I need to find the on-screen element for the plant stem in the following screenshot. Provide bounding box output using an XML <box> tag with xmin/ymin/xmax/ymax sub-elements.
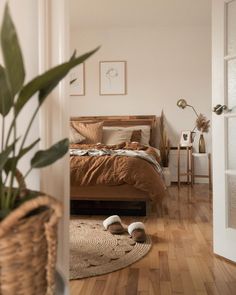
<box><xmin>1</xmin><ymin>117</ymin><xmax>5</xmax><ymax>152</ymax></box>
<box><xmin>18</xmin><ymin>104</ymin><xmax>40</xmax><ymax>154</ymax></box>
<box><xmin>23</xmin><ymin>167</ymin><xmax>32</xmax><ymax>180</ymax></box>
<box><xmin>0</xmin><ymin>117</ymin><xmax>4</xmax><ymax>208</ymax></box>
<box><xmin>11</xmin><ymin>187</ymin><xmax>20</xmax><ymax>208</ymax></box>
<box><xmin>0</xmin><ymin>180</ymin><xmax>3</xmax><ymax>209</ymax></box>
<box><xmin>3</xmin><ymin>103</ymin><xmax>40</xmax><ymax>209</ymax></box>
<box><xmin>3</xmin><ymin>172</ymin><xmax>9</xmax><ymax>187</ymax></box>
<box><xmin>5</xmin><ymin>118</ymin><xmax>15</xmax><ymax>147</ymax></box>
<box><xmin>5</xmin><ymin>110</ymin><xmax>17</xmax><ymax>209</ymax></box>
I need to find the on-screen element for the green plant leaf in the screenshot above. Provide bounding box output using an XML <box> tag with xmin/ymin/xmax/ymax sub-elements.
<box><xmin>3</xmin><ymin>157</ymin><xmax>17</xmax><ymax>176</ymax></box>
<box><xmin>38</xmin><ymin>47</ymin><xmax>99</xmax><ymax>105</ymax></box>
<box><xmin>4</xmin><ymin>138</ymin><xmax>40</xmax><ymax>176</ymax></box>
<box><xmin>1</xmin><ymin>4</ymin><xmax>25</xmax><ymax>96</ymax></box>
<box><xmin>31</xmin><ymin>138</ymin><xmax>69</xmax><ymax>169</ymax></box>
<box><xmin>0</xmin><ymin>65</ymin><xmax>13</xmax><ymax>116</ymax></box>
<box><xmin>18</xmin><ymin>138</ymin><xmax>40</xmax><ymax>158</ymax></box>
<box><xmin>15</xmin><ymin>47</ymin><xmax>99</xmax><ymax>115</ymax></box>
<box><xmin>0</xmin><ymin>139</ymin><xmax>19</xmax><ymax>170</ymax></box>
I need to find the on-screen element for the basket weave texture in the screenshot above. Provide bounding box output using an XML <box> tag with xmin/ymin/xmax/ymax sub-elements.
<box><xmin>0</xmin><ymin>194</ymin><xmax>62</xmax><ymax>295</ymax></box>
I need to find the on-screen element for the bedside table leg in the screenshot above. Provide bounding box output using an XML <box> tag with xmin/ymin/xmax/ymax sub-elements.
<box><xmin>190</xmin><ymin>148</ymin><xmax>193</xmax><ymax>187</ymax></box>
<box><xmin>178</xmin><ymin>145</ymin><xmax>180</xmax><ymax>189</ymax></box>
<box><xmin>187</xmin><ymin>147</ymin><xmax>190</xmax><ymax>184</ymax></box>
<box><xmin>209</xmin><ymin>153</ymin><xmax>212</xmax><ymax>190</ymax></box>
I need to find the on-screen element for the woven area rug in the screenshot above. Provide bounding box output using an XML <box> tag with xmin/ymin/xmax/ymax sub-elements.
<box><xmin>69</xmin><ymin>219</ymin><xmax>152</xmax><ymax>280</ymax></box>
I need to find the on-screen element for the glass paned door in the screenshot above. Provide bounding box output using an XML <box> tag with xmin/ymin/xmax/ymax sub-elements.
<box><xmin>228</xmin><ymin>175</ymin><xmax>236</xmax><ymax>228</ymax></box>
<box><xmin>227</xmin><ymin>0</ymin><xmax>236</xmax><ymax>56</ymax></box>
<box><xmin>225</xmin><ymin>0</ymin><xmax>236</xmax><ymax>228</ymax></box>
<box><xmin>213</xmin><ymin>0</ymin><xmax>236</xmax><ymax>262</ymax></box>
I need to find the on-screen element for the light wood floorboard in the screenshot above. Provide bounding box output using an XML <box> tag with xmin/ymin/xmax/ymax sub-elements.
<box><xmin>69</xmin><ymin>184</ymin><xmax>236</xmax><ymax>295</ymax></box>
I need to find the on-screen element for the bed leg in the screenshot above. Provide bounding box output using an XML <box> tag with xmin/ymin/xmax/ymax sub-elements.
<box><xmin>156</xmin><ymin>201</ymin><xmax>164</xmax><ymax>217</ymax></box>
<box><xmin>146</xmin><ymin>201</ymin><xmax>151</xmax><ymax>216</ymax></box>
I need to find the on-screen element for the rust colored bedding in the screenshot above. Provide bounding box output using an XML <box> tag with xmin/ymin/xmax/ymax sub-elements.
<box><xmin>70</xmin><ymin>142</ymin><xmax>166</xmax><ymax>202</ymax></box>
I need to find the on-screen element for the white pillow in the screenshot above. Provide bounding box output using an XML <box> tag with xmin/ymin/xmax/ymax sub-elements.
<box><xmin>103</xmin><ymin>125</ymin><xmax>151</xmax><ymax>146</ymax></box>
<box><xmin>102</xmin><ymin>129</ymin><xmax>133</xmax><ymax>145</ymax></box>
<box><xmin>69</xmin><ymin>125</ymin><xmax>85</xmax><ymax>144</ymax></box>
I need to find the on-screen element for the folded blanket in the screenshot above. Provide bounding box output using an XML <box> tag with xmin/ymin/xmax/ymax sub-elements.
<box><xmin>70</xmin><ymin>148</ymin><xmax>162</xmax><ymax>174</ymax></box>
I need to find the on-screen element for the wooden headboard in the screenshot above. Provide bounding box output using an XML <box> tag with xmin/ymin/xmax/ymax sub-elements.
<box><xmin>70</xmin><ymin>115</ymin><xmax>157</xmax><ymax>146</ymax></box>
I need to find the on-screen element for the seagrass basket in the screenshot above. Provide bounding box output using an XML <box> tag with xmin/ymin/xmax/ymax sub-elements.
<box><xmin>0</xmin><ymin>193</ymin><xmax>62</xmax><ymax>295</ymax></box>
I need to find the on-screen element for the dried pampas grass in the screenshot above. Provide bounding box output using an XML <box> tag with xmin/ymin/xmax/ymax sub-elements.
<box><xmin>196</xmin><ymin>114</ymin><xmax>210</xmax><ymax>133</ymax></box>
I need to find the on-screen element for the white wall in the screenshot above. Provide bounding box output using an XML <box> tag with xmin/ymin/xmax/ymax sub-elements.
<box><xmin>0</xmin><ymin>0</ymin><xmax>39</xmax><ymax>190</ymax></box>
<box><xmin>70</xmin><ymin>26</ymin><xmax>212</xmax><ymax>152</ymax></box>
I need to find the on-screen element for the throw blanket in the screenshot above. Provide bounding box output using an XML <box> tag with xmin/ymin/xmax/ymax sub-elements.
<box><xmin>70</xmin><ymin>148</ymin><xmax>163</xmax><ymax>174</ymax></box>
<box><xmin>70</xmin><ymin>142</ymin><xmax>166</xmax><ymax>202</ymax></box>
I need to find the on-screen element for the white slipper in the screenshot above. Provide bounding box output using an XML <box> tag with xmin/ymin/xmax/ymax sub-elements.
<box><xmin>103</xmin><ymin>215</ymin><xmax>125</xmax><ymax>234</ymax></box>
<box><xmin>128</xmin><ymin>222</ymin><xmax>146</xmax><ymax>243</ymax></box>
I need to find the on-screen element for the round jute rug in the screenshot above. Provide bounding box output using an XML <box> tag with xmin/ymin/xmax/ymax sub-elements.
<box><xmin>70</xmin><ymin>219</ymin><xmax>152</xmax><ymax>280</ymax></box>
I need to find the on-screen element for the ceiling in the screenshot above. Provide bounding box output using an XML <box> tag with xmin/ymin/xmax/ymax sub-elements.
<box><xmin>69</xmin><ymin>0</ymin><xmax>211</xmax><ymax>30</ymax></box>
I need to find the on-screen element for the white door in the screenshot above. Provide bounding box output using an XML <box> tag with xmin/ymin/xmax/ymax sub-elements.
<box><xmin>212</xmin><ymin>0</ymin><xmax>236</xmax><ymax>262</ymax></box>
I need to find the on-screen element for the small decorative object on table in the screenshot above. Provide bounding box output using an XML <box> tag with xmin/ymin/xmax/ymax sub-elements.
<box><xmin>177</xmin><ymin>99</ymin><xmax>210</xmax><ymax>153</ymax></box>
<box><xmin>159</xmin><ymin>111</ymin><xmax>171</xmax><ymax>186</ymax></box>
<box><xmin>196</xmin><ymin>114</ymin><xmax>210</xmax><ymax>153</ymax></box>
<box><xmin>180</xmin><ymin>130</ymin><xmax>192</xmax><ymax>147</ymax></box>
<box><xmin>0</xmin><ymin>4</ymin><xmax>98</xmax><ymax>294</ymax></box>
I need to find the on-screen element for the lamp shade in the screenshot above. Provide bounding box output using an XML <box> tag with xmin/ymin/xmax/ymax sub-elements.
<box><xmin>177</xmin><ymin>99</ymin><xmax>187</xmax><ymax>109</ymax></box>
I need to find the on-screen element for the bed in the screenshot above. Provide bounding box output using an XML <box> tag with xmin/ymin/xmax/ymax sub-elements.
<box><xmin>70</xmin><ymin>115</ymin><xmax>166</xmax><ymax>215</ymax></box>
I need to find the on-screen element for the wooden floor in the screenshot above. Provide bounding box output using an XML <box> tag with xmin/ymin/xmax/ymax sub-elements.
<box><xmin>70</xmin><ymin>184</ymin><xmax>236</xmax><ymax>295</ymax></box>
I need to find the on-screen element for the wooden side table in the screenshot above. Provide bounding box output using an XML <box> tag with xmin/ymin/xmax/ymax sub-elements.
<box><xmin>177</xmin><ymin>145</ymin><xmax>193</xmax><ymax>189</ymax></box>
<box><xmin>192</xmin><ymin>153</ymin><xmax>212</xmax><ymax>189</ymax></box>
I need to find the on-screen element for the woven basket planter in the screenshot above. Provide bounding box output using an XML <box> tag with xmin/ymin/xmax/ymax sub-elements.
<box><xmin>0</xmin><ymin>194</ymin><xmax>62</xmax><ymax>295</ymax></box>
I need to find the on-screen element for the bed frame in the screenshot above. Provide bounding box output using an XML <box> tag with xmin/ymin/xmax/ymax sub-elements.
<box><xmin>70</xmin><ymin>115</ymin><xmax>158</xmax><ymax>215</ymax></box>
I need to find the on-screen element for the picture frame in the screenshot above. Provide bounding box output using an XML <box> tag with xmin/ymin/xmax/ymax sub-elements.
<box><xmin>180</xmin><ymin>130</ymin><xmax>192</xmax><ymax>147</ymax></box>
<box><xmin>99</xmin><ymin>61</ymin><xmax>127</xmax><ymax>95</ymax></box>
<box><xmin>70</xmin><ymin>63</ymin><xmax>85</xmax><ymax>96</ymax></box>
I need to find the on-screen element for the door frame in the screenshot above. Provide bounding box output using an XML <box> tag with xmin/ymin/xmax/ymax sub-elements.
<box><xmin>38</xmin><ymin>0</ymin><xmax>70</xmax><ymax>278</ymax></box>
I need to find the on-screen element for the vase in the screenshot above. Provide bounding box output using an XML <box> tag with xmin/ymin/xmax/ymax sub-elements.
<box><xmin>199</xmin><ymin>133</ymin><xmax>206</xmax><ymax>153</ymax></box>
<box><xmin>163</xmin><ymin>167</ymin><xmax>171</xmax><ymax>187</ymax></box>
<box><xmin>0</xmin><ymin>194</ymin><xmax>62</xmax><ymax>295</ymax></box>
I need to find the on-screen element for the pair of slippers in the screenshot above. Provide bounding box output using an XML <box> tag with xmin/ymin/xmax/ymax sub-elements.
<box><xmin>103</xmin><ymin>215</ymin><xmax>146</xmax><ymax>243</ymax></box>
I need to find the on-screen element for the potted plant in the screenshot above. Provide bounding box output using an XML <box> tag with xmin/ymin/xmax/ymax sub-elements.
<box><xmin>0</xmin><ymin>5</ymin><xmax>98</xmax><ymax>294</ymax></box>
<box><xmin>159</xmin><ymin>111</ymin><xmax>171</xmax><ymax>186</ymax></box>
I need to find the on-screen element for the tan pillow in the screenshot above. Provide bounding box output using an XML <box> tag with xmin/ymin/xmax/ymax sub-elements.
<box><xmin>103</xmin><ymin>126</ymin><xmax>151</xmax><ymax>146</ymax></box>
<box><xmin>71</xmin><ymin>121</ymin><xmax>103</xmax><ymax>144</ymax></box>
<box><xmin>69</xmin><ymin>125</ymin><xmax>85</xmax><ymax>144</ymax></box>
<box><xmin>102</xmin><ymin>128</ymin><xmax>133</xmax><ymax>145</ymax></box>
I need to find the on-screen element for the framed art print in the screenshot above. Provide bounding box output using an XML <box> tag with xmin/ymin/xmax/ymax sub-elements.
<box><xmin>99</xmin><ymin>61</ymin><xmax>127</xmax><ymax>95</ymax></box>
<box><xmin>180</xmin><ymin>130</ymin><xmax>192</xmax><ymax>147</ymax></box>
<box><xmin>70</xmin><ymin>63</ymin><xmax>85</xmax><ymax>96</ymax></box>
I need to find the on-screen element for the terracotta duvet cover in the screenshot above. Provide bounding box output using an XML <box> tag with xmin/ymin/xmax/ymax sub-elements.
<box><xmin>70</xmin><ymin>142</ymin><xmax>166</xmax><ymax>202</ymax></box>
